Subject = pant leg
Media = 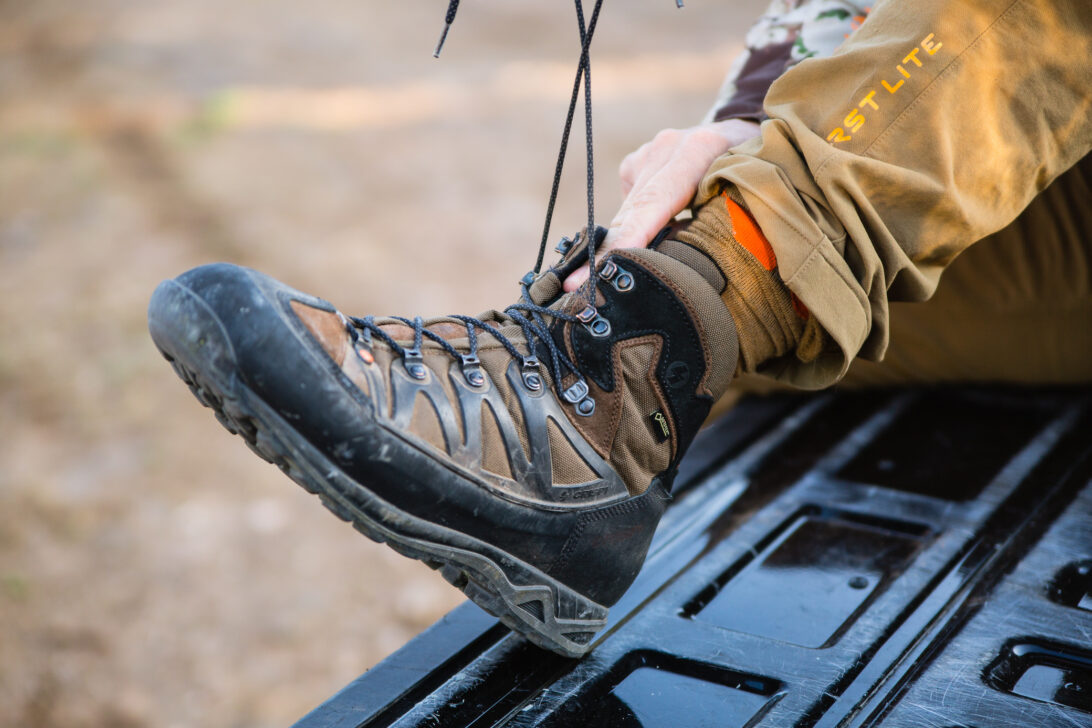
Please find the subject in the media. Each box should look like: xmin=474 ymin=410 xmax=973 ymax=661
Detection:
xmin=706 ymin=153 xmax=1092 ymax=421
xmin=697 ymin=0 xmax=1092 ymax=389
xmin=838 ymin=154 xmax=1092 ymax=387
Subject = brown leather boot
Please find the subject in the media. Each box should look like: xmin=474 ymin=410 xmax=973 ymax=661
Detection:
xmin=148 ymin=226 xmax=737 ymax=657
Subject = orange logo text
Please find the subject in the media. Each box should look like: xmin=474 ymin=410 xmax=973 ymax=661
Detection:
xmin=827 ymin=33 xmax=943 ymax=144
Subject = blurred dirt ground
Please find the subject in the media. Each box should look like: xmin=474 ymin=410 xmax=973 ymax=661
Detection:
xmin=0 ymin=1 xmax=764 ymax=725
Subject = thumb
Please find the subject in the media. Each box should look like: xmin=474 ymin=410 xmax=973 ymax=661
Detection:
xmin=607 ymin=183 xmax=682 ymax=252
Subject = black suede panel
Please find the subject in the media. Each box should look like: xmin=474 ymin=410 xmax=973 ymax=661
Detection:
xmin=557 ymin=256 xmax=715 ymax=474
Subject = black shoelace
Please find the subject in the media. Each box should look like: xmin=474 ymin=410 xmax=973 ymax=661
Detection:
xmin=349 ymin=275 xmax=585 ymax=401
xmin=349 ymin=0 xmax=681 ymax=402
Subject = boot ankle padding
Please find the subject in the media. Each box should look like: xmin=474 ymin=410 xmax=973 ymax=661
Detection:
xmin=655 ymin=239 xmax=726 ymax=294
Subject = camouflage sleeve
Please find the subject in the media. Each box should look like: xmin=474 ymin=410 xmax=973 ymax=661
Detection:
xmin=704 ymin=0 xmax=870 ymax=123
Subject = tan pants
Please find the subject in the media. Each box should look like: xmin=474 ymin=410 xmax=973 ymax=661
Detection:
xmin=715 ymin=154 xmax=1092 ymax=415
xmin=698 ymin=0 xmax=1092 ymax=391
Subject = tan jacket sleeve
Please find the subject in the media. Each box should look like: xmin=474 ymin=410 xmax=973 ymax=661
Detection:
xmin=698 ymin=0 xmax=1092 ymax=388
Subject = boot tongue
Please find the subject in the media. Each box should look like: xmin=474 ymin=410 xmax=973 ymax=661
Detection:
xmin=523 ymin=225 xmax=611 ymax=308
xmin=471 ymin=310 xmax=526 ymax=345
xmin=526 ymin=272 xmax=562 ymax=307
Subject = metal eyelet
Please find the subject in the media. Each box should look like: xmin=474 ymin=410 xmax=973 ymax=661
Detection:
xmin=612 ymin=269 xmax=635 ymax=292
xmin=350 ymin=324 xmax=376 ymax=364
xmin=562 ymin=380 xmax=589 ymax=404
xmin=587 ymin=315 xmax=611 ymax=338
xmin=521 ymin=356 xmax=543 ymax=392
xmin=460 ymin=354 xmax=485 ymax=387
xmin=598 ymin=259 xmax=634 ymax=292
xmin=563 ymin=380 xmax=596 ymax=417
xmin=350 ymin=321 xmax=373 ymax=346
xmin=402 ymin=349 xmax=428 ymax=380
xmin=555 ymin=235 xmax=575 ymax=255
xmin=574 ymin=305 xmax=611 ymax=338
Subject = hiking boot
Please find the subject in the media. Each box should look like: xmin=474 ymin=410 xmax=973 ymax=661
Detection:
xmin=148 ymin=227 xmax=738 ymax=656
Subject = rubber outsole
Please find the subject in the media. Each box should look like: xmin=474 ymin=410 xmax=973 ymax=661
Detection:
xmin=148 ymin=277 xmax=606 ymax=658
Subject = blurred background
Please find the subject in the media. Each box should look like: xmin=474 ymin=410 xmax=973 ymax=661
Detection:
xmin=0 ymin=1 xmax=764 ymax=725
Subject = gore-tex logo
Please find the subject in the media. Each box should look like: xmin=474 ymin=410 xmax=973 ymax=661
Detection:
xmin=649 ymin=410 xmax=671 ymax=443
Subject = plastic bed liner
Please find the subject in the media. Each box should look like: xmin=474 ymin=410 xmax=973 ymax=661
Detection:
xmin=294 ymin=387 xmax=1092 ymax=728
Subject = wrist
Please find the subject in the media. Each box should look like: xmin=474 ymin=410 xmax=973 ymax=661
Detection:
xmin=708 ymin=119 xmax=761 ymax=148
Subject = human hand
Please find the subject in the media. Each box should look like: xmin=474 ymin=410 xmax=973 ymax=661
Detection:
xmin=564 ymin=118 xmax=760 ymax=292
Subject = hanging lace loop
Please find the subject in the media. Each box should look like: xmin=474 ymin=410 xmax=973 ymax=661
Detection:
xmin=393 ymin=1 xmax=685 ymax=392
xmin=535 ymin=0 xmax=601 ymax=275
xmin=432 ymin=1 xmax=684 ymax=290
xmin=433 ymin=0 xmax=461 ymax=58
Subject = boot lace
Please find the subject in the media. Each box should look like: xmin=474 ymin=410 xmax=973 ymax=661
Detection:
xmin=349 ymin=274 xmax=585 ymax=397
xmin=350 ymin=0 xmax=683 ymax=401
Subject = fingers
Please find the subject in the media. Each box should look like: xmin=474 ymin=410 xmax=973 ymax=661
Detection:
xmin=563 ymin=120 xmax=762 ymax=292
xmin=563 ymin=151 xmax=694 ymax=292
xmin=565 ymin=262 xmax=592 ymax=291
xmin=612 ymin=167 xmax=693 ymax=246
xmin=619 ymin=150 xmax=638 ymax=197
xmin=619 ymin=126 xmax=696 ymax=194
xmin=563 ymin=175 xmax=686 ymax=292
